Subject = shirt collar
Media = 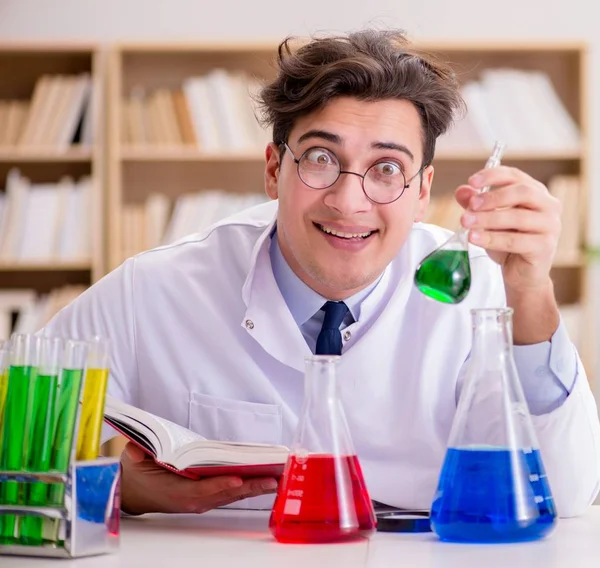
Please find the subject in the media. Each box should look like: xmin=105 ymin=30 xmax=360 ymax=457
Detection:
xmin=269 ymin=229 xmax=382 ymax=327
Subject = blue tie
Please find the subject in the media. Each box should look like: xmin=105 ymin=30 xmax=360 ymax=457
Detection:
xmin=315 ymin=301 xmax=349 ymax=355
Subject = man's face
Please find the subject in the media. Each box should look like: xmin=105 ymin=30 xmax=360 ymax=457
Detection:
xmin=265 ymin=97 xmax=434 ymax=300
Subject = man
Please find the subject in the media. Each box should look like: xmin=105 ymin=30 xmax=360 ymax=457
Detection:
xmin=42 ymin=29 xmax=600 ymax=516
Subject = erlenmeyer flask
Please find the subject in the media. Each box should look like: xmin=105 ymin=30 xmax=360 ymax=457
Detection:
xmin=414 ymin=141 xmax=506 ymax=304
xmin=430 ymin=308 xmax=557 ymax=543
xmin=269 ymin=355 xmax=376 ymax=543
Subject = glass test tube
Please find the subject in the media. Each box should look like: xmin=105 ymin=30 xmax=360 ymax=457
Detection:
xmin=19 ymin=336 xmax=62 ymax=545
xmin=76 ymin=337 xmax=110 ymax=461
xmin=0 ymin=334 xmax=40 ymax=544
xmin=47 ymin=340 xmax=88 ymax=506
xmin=0 ymin=342 xmax=11 ymax=455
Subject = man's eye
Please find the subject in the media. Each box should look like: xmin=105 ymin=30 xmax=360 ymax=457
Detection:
xmin=304 ymin=148 xmax=336 ymax=166
xmin=373 ymin=162 xmax=402 ymax=176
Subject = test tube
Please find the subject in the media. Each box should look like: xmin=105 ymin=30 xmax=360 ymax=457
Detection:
xmin=0 ymin=333 xmax=41 ymax=544
xmin=19 ymin=336 xmax=62 ymax=545
xmin=47 ymin=340 xmax=88 ymax=507
xmin=0 ymin=341 xmax=11 ymax=453
xmin=76 ymin=337 xmax=110 ymax=461
xmin=0 ymin=341 xmax=11 ymax=542
xmin=38 ymin=339 xmax=87 ymax=544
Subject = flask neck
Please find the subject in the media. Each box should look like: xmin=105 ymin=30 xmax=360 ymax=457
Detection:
xmin=295 ymin=355 xmax=355 ymax=456
xmin=471 ymin=308 xmax=514 ymax=356
xmin=304 ymin=356 xmax=339 ymax=405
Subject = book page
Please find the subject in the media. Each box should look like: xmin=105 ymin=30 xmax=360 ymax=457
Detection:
xmin=104 ymin=395 xmax=207 ymax=459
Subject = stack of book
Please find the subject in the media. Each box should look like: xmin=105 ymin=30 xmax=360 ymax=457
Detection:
xmin=0 ymin=169 xmax=93 ymax=264
xmin=122 ymin=69 xmax=270 ymax=152
xmin=0 ymin=73 xmax=94 ymax=149
xmin=438 ymin=68 xmax=581 ymax=152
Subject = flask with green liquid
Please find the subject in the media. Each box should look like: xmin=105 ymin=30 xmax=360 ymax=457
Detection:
xmin=414 ymin=141 xmax=506 ymax=304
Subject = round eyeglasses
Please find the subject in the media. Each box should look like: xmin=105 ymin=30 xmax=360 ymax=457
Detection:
xmin=280 ymin=141 xmax=426 ymax=205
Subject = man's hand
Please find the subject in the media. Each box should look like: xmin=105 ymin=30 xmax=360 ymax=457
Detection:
xmin=120 ymin=442 xmax=279 ymax=515
xmin=456 ymin=165 xmax=562 ymax=292
xmin=455 ymin=165 xmax=562 ymax=344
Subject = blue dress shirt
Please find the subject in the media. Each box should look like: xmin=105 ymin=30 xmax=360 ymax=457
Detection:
xmin=269 ymin=232 xmax=577 ymax=416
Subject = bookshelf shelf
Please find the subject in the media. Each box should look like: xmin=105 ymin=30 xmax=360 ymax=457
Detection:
xmin=120 ymin=147 xmax=264 ymax=162
xmin=434 ymin=150 xmax=583 ymax=162
xmin=0 ymin=262 xmax=92 ymax=272
xmin=0 ymin=147 xmax=94 ymax=163
xmin=120 ymin=148 xmax=583 ymax=164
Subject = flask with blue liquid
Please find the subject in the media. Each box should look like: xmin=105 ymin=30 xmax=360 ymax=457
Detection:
xmin=430 ymin=308 xmax=557 ymax=543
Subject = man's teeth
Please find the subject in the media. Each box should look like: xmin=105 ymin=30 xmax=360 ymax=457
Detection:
xmin=319 ymin=225 xmax=372 ymax=239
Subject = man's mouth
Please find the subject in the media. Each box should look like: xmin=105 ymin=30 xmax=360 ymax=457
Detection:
xmin=315 ymin=223 xmax=377 ymax=240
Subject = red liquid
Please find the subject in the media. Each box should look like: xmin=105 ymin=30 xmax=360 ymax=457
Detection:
xmin=269 ymin=454 xmax=376 ymax=543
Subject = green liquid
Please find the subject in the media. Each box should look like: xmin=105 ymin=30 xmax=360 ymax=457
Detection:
xmin=414 ymin=250 xmax=471 ymax=304
xmin=19 ymin=373 xmax=59 ymax=545
xmin=48 ymin=368 xmax=84 ymax=507
xmin=0 ymin=365 xmax=37 ymax=544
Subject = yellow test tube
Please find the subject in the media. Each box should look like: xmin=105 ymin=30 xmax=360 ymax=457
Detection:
xmin=76 ymin=337 xmax=110 ymax=461
xmin=0 ymin=342 xmax=11 ymax=453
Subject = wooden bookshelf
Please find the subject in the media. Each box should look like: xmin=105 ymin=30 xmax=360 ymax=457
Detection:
xmin=0 ymin=43 xmax=105 ymax=337
xmin=106 ymin=40 xmax=593 ymax=380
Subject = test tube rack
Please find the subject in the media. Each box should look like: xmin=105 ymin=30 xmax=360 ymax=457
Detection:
xmin=0 ymin=457 xmax=120 ymax=558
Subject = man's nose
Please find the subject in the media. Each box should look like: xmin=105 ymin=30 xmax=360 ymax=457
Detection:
xmin=322 ymin=171 xmax=371 ymax=215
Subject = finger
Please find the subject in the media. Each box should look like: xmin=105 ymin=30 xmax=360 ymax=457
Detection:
xmin=468 ymin=165 xmax=533 ymax=190
xmin=469 ymin=229 xmax=555 ymax=255
xmin=187 ymin=476 xmax=245 ymax=499
xmin=462 ymin=208 xmax=557 ymax=234
xmin=468 ymin=182 xmax=553 ymax=213
xmin=122 ymin=441 xmax=148 ymax=463
xmin=196 ymin=478 xmax=279 ymax=513
xmin=455 ymin=185 xmax=479 ymax=210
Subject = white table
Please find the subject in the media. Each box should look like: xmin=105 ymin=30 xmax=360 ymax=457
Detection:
xmin=3 ymin=507 xmax=600 ymax=567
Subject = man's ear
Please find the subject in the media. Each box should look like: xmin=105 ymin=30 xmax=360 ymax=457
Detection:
xmin=414 ymin=165 xmax=434 ymax=222
xmin=264 ymin=143 xmax=281 ymax=200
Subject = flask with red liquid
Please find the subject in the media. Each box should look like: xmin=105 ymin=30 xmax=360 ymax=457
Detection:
xmin=269 ymin=355 xmax=376 ymax=543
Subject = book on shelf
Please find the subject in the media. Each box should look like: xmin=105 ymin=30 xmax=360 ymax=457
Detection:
xmin=0 ymin=169 xmax=93 ymax=263
xmin=437 ymin=68 xmax=581 ymax=153
xmin=122 ymin=68 xmax=270 ymax=152
xmin=0 ymin=72 xmax=94 ymax=149
xmin=104 ymin=396 xmax=289 ymax=479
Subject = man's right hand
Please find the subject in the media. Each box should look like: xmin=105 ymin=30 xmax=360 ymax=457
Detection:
xmin=119 ymin=442 xmax=279 ymax=515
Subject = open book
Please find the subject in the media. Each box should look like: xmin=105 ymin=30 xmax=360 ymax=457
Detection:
xmin=103 ymin=396 xmax=289 ymax=479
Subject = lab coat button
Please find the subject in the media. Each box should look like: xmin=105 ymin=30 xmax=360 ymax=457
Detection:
xmin=245 ymin=319 xmax=254 ymax=330
xmin=343 ymin=331 xmax=352 ymax=341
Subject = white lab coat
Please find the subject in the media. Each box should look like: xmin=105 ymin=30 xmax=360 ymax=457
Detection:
xmin=42 ymin=200 xmax=600 ymax=517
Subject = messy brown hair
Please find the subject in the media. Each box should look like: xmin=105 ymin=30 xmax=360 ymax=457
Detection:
xmin=258 ymin=29 xmax=464 ymax=168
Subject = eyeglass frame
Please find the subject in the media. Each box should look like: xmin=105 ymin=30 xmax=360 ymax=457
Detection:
xmin=279 ymin=141 xmax=428 ymax=205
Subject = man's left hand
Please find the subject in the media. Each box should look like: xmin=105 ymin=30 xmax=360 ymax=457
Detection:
xmin=455 ymin=165 xmax=562 ymax=293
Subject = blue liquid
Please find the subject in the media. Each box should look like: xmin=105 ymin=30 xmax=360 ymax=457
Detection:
xmin=430 ymin=447 xmax=556 ymax=543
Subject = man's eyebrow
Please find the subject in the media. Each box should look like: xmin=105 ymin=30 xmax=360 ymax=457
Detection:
xmin=296 ymin=130 xmax=342 ymax=145
xmin=371 ymin=141 xmax=415 ymax=163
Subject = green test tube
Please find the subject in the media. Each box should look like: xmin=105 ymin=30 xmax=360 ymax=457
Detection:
xmin=19 ymin=337 xmax=62 ymax=545
xmin=47 ymin=340 xmax=88 ymax=507
xmin=0 ymin=334 xmax=40 ymax=545
xmin=76 ymin=337 xmax=110 ymax=461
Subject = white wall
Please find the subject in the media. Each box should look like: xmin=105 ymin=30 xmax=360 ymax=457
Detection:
xmin=1 ymin=0 xmax=599 ymax=375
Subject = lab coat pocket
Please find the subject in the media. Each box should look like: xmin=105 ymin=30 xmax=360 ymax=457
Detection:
xmin=188 ymin=392 xmax=283 ymax=446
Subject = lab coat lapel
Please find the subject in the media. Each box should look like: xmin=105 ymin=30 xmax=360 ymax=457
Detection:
xmin=241 ymin=224 xmax=311 ymax=373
